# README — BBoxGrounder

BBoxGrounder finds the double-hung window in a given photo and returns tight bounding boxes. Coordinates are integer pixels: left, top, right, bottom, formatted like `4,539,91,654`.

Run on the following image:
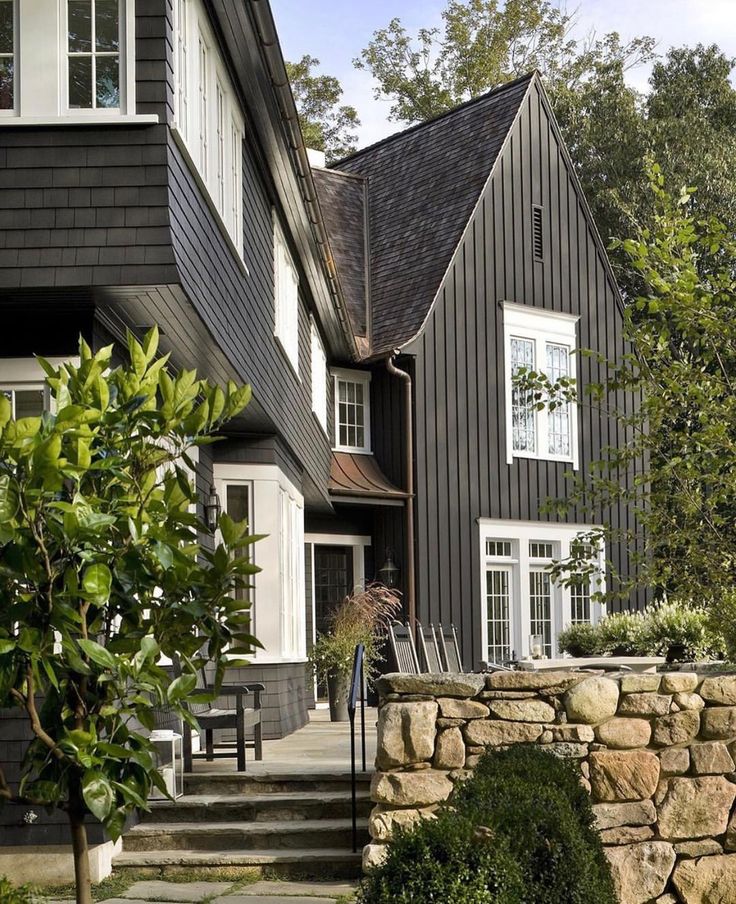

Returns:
503,302,579,468
174,0,244,253
311,320,328,432
332,369,371,453
0,0,14,112
67,0,121,110
480,521,604,661
274,218,299,372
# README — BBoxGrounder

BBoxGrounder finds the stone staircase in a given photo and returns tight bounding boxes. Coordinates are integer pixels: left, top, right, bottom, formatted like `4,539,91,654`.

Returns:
113,771,372,880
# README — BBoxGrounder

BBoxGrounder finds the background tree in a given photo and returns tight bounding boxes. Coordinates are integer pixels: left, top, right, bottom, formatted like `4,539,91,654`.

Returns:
520,168,736,651
0,330,259,904
286,54,360,162
352,0,736,292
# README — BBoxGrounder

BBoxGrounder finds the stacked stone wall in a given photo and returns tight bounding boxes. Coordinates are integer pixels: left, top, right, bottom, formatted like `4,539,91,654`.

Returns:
367,670,736,904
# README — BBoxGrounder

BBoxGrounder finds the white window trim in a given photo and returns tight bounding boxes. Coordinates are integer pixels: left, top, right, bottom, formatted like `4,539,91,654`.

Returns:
478,519,605,662
502,301,580,469
1,0,156,125
310,318,328,434
332,367,371,454
214,463,306,665
173,0,245,255
274,214,300,375
0,0,17,118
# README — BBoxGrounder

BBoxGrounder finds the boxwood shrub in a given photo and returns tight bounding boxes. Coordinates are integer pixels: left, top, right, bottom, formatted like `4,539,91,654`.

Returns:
358,746,616,904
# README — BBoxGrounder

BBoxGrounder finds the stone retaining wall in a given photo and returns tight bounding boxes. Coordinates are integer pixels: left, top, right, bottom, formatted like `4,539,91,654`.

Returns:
366,670,736,904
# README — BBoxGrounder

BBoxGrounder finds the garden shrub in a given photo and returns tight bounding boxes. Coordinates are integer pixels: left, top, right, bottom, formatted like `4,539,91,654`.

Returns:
356,809,525,904
359,747,615,904
595,610,648,655
453,748,616,904
557,622,600,657
0,877,39,904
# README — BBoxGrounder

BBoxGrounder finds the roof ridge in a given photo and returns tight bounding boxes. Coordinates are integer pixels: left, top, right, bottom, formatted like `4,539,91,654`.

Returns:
332,70,537,169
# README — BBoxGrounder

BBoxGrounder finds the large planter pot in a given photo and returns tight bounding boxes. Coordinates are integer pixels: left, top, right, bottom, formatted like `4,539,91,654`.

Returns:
327,670,350,722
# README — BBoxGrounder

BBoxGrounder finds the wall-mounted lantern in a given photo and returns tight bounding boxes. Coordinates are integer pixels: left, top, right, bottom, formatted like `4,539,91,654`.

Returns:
205,485,221,532
378,548,400,589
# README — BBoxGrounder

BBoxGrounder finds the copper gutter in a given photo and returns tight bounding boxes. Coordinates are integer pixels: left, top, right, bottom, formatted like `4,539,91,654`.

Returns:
386,352,416,627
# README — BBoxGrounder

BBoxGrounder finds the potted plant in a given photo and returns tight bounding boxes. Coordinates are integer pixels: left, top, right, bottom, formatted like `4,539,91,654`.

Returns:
309,583,401,721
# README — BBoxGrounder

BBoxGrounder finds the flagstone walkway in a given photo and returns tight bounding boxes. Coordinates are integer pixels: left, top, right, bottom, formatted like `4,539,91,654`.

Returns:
48,878,358,904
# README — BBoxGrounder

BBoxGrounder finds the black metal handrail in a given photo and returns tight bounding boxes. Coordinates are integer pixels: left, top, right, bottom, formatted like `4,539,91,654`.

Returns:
348,642,366,853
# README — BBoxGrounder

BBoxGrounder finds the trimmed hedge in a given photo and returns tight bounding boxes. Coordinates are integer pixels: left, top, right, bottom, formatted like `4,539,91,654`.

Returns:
358,746,616,904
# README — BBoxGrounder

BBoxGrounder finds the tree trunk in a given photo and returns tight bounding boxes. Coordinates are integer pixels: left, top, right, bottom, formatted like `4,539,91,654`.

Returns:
68,781,92,904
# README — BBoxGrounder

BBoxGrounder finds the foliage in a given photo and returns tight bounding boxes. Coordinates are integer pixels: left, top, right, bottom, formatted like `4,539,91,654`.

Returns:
308,583,401,680
555,621,599,657
453,747,616,904
0,329,259,903
357,809,526,904
286,55,360,162
353,1,736,293
359,746,615,904
558,604,724,661
0,877,39,904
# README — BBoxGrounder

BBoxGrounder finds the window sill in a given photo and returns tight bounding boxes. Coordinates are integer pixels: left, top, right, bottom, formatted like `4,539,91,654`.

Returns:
508,451,577,469
0,114,160,127
333,446,373,456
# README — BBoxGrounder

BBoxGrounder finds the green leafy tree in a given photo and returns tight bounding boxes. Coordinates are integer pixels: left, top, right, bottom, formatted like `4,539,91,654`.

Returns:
0,329,260,904
520,167,736,646
286,54,360,162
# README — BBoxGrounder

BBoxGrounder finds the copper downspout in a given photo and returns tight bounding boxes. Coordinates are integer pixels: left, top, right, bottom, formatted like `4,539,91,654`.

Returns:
386,352,416,627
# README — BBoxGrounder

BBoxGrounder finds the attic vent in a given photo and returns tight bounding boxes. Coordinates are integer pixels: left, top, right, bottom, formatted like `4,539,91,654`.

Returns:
532,205,544,261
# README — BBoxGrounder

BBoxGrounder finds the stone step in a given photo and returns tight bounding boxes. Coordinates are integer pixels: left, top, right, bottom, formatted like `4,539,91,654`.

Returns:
112,847,364,880
144,791,373,823
183,771,373,798
123,818,370,853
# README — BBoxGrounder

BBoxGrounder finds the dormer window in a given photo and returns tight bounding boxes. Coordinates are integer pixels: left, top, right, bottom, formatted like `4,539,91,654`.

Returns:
333,369,371,454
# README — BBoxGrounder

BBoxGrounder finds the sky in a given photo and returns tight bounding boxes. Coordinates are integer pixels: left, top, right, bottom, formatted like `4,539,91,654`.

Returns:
270,0,736,149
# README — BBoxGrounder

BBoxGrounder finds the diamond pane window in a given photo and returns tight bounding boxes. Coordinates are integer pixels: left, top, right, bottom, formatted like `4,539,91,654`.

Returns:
511,336,535,453
68,0,120,109
529,569,552,657
486,568,511,664
546,342,571,456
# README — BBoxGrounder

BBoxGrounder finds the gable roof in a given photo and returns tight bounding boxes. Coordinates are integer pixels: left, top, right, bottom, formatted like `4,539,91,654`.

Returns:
330,73,533,358
312,168,369,338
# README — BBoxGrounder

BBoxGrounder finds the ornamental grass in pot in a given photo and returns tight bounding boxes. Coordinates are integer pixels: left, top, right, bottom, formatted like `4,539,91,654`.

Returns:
309,583,401,721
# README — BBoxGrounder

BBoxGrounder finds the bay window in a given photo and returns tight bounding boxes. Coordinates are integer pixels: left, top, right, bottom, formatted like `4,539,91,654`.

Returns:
503,302,579,467
333,368,371,453
0,1,143,123
215,464,306,663
480,521,604,662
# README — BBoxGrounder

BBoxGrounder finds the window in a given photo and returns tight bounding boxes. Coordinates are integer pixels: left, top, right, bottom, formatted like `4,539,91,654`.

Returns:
333,369,371,453
0,0,14,112
215,463,306,663
0,385,47,418
175,0,188,140
503,302,580,468
274,218,299,372
67,0,121,110
172,0,245,253
480,522,604,661
223,482,254,645
311,320,328,432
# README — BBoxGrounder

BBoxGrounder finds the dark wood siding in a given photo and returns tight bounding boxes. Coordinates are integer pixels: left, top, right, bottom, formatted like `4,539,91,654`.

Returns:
407,81,639,668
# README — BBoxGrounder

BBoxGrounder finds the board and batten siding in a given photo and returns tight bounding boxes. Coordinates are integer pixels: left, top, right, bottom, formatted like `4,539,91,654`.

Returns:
406,79,639,669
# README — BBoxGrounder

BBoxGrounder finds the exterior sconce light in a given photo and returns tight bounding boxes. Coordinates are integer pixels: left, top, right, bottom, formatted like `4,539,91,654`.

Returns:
378,548,400,589
205,485,221,532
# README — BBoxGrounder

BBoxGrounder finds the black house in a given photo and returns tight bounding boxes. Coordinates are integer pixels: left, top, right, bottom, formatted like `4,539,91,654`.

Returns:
0,0,635,871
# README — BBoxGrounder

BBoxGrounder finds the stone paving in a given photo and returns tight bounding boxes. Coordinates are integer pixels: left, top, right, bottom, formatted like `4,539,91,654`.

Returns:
46,879,358,904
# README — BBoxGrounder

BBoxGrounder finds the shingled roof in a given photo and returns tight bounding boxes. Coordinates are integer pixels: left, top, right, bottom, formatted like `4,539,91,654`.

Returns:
312,168,368,338
322,73,533,358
